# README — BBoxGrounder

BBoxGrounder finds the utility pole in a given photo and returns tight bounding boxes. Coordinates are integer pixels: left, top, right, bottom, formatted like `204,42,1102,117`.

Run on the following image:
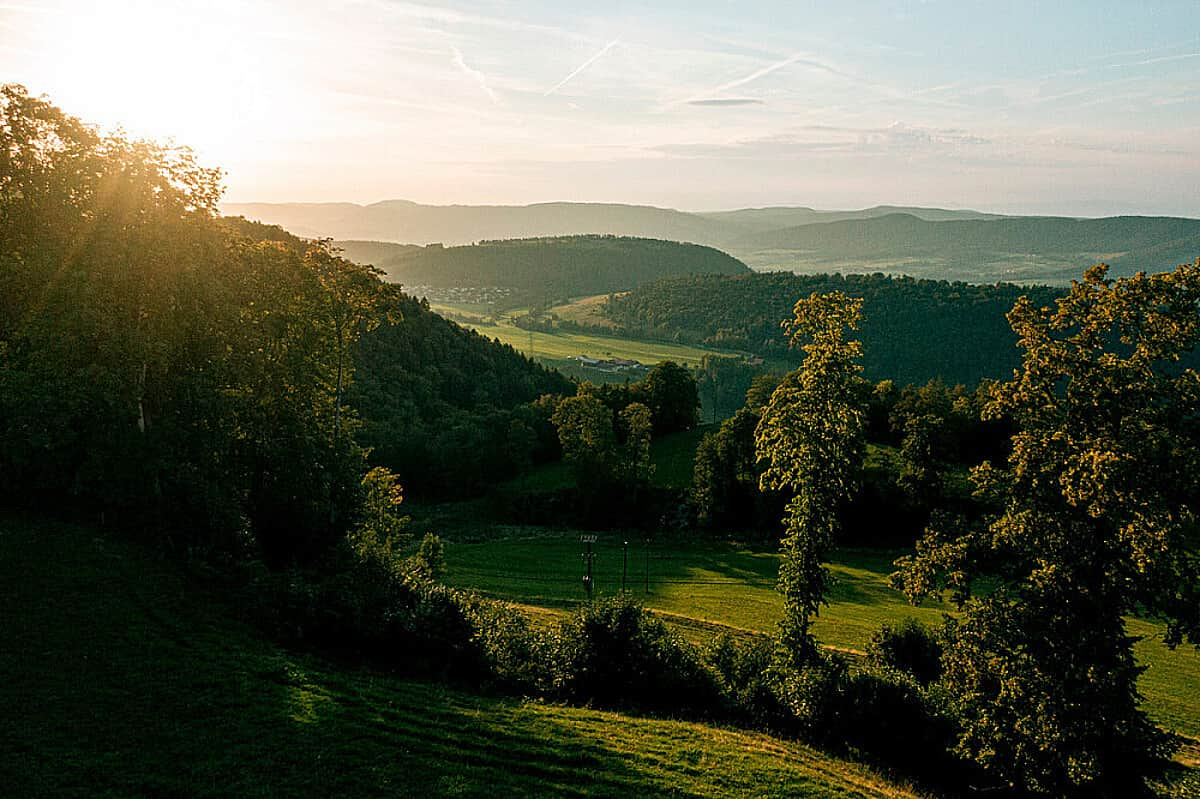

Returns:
644,536,650,594
581,534,597,600
621,540,629,593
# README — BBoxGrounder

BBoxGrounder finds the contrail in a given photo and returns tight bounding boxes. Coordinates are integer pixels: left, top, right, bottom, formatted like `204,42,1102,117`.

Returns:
544,37,620,96
451,46,501,105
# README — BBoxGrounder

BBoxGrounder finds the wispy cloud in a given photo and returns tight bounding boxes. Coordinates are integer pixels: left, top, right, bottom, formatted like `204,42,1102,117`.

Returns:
451,45,500,105
544,37,620,96
1109,51,1200,69
686,98,763,107
680,51,849,104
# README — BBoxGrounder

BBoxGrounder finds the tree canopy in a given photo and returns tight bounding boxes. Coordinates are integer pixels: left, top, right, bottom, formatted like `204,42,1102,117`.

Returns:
756,291,868,664
895,262,1200,796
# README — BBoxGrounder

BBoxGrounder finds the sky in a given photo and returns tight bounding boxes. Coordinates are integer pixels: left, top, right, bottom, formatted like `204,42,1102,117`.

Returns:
3,0,1199,215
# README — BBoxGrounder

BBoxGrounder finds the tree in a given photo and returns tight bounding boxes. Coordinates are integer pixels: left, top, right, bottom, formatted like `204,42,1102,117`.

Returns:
755,291,867,665
552,393,617,489
351,466,411,558
894,263,1200,796
639,360,699,434
693,408,762,528
616,401,653,487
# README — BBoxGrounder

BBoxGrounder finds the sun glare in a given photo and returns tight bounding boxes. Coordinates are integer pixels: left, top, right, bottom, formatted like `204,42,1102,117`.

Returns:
26,1,285,164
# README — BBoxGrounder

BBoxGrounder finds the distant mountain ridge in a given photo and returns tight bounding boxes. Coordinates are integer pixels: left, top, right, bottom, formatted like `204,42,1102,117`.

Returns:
345,235,749,299
221,199,1004,248
222,199,1200,286
224,199,741,247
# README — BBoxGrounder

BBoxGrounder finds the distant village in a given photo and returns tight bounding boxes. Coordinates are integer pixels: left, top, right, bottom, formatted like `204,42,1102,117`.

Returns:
570,353,764,373
570,355,651,374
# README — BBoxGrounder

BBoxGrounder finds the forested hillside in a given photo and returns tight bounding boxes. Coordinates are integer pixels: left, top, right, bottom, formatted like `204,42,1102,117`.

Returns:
729,213,1200,282
335,239,420,266
603,272,1065,386
373,235,750,298
353,289,573,496
227,231,576,497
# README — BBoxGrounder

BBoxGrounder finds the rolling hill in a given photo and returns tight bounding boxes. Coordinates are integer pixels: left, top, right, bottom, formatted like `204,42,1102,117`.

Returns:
223,199,1200,286
602,271,1066,387
696,205,1007,233
223,199,745,247
222,199,1014,250
730,213,1200,282
362,235,751,298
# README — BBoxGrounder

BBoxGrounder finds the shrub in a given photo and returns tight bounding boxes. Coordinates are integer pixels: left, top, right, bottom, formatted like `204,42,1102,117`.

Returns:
866,618,945,685
837,669,964,783
462,596,550,691
772,650,849,740
704,634,787,727
415,532,446,577
253,540,487,680
546,595,720,714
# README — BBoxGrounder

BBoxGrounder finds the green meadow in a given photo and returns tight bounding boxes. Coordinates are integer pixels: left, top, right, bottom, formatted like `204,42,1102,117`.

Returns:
431,301,742,368
442,533,1200,742
2,515,933,799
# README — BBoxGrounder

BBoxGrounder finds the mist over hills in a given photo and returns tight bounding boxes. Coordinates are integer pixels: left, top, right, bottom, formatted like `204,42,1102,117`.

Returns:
337,235,749,299
222,199,1002,249
224,199,738,247
223,199,1200,286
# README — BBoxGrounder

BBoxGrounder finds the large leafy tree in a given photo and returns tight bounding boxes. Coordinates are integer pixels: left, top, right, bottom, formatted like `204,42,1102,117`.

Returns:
756,292,867,664
552,393,618,489
0,85,365,561
895,263,1200,796
638,360,699,435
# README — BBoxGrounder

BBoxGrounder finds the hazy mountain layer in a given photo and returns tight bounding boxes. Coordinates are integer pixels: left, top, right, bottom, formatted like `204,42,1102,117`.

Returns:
349,235,750,298
221,199,1006,249
224,200,1200,285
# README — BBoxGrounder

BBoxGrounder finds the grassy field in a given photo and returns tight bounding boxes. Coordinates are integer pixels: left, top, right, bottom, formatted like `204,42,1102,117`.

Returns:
431,301,741,369
442,533,1200,742
1,514,937,798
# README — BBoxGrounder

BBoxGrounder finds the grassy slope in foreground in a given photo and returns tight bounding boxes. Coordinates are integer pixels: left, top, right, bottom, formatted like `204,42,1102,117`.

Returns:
442,534,1200,742
0,515,924,799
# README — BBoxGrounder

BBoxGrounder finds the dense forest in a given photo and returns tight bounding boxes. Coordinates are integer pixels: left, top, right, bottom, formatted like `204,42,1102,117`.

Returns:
365,235,749,300
602,272,1065,386
223,227,577,497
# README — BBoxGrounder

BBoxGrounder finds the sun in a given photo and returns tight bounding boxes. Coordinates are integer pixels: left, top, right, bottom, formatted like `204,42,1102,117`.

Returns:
21,0,286,165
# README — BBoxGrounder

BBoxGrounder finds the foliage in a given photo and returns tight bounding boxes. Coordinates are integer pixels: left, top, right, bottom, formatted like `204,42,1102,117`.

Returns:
639,360,700,433
756,292,868,664
894,263,1200,796
351,287,573,498
371,235,748,301
603,271,1067,386
693,408,777,529
0,84,366,563
546,595,721,714
351,466,411,558
616,401,654,486
866,618,945,686
416,532,447,578
552,393,618,488
705,634,787,727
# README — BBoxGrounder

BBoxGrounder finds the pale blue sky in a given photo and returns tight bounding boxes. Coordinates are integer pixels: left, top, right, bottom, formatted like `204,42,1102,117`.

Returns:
3,1,1198,214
